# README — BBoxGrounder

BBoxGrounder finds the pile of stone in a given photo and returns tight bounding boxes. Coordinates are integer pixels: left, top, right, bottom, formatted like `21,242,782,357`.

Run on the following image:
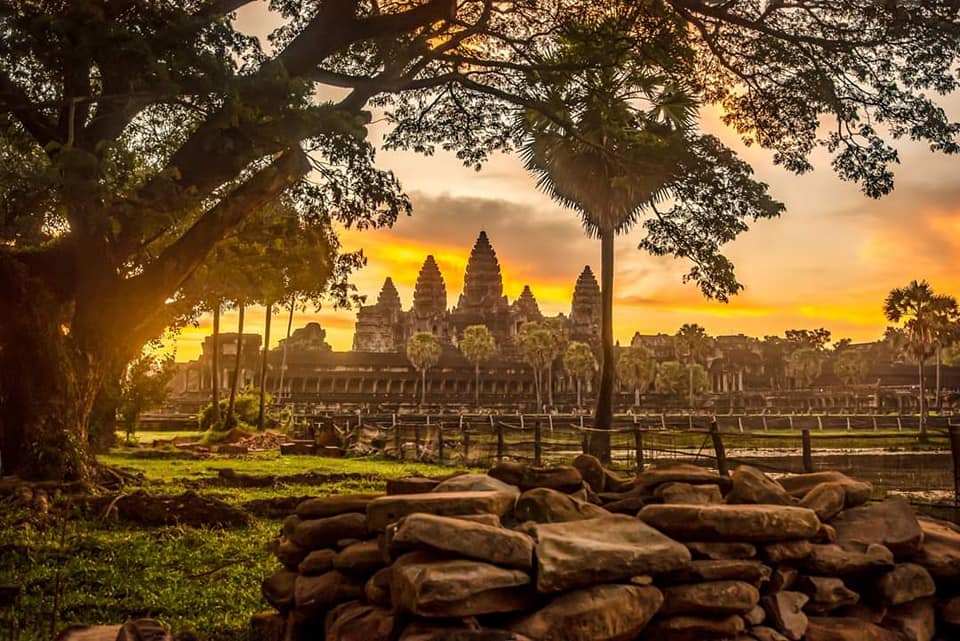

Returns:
253,458,960,641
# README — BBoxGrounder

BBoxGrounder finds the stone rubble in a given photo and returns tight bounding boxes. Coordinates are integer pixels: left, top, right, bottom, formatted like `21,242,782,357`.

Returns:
252,459,960,641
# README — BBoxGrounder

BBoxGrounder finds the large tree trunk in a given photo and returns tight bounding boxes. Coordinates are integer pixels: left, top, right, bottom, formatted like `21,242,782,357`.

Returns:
276,300,295,399
590,229,615,462
257,301,273,431
225,302,245,429
211,303,221,426
635,386,640,409
918,357,928,443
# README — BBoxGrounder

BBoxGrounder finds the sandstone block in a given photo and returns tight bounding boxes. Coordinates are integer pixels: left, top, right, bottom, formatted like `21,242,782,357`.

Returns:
389,512,533,569
639,504,820,542
323,601,394,641
514,487,608,523
877,563,935,606
831,496,923,557
661,580,760,615
799,482,846,521
366,491,516,531
296,494,381,519
726,465,793,506
291,513,368,550
654,482,723,505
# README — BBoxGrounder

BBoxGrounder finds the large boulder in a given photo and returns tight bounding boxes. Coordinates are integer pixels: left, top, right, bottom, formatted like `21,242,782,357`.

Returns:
876,563,936,606
660,580,760,615
388,513,534,569
333,540,385,575
725,465,793,506
762,591,809,641
884,598,936,641
261,569,297,612
488,462,584,493
911,516,960,582
778,472,873,507
654,482,723,505
399,623,532,641
805,542,895,576
528,514,691,593
386,477,442,495
366,491,517,531
323,601,395,641
660,559,771,586
804,617,901,641
685,541,757,560
390,552,533,617
795,576,859,614
298,549,336,576
514,487,608,523
630,463,733,494
763,540,813,564
293,571,365,620
572,454,630,493
276,539,308,571
292,513,368,550
831,496,923,557
638,504,820,542
507,584,663,641
641,614,745,641
799,483,847,521
432,474,519,495
296,494,381,519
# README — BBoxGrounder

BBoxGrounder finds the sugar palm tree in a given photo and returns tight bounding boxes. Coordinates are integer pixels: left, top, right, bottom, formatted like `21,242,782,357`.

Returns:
406,332,442,408
619,345,658,409
460,325,496,410
675,323,711,408
884,280,958,440
518,321,562,411
563,341,598,410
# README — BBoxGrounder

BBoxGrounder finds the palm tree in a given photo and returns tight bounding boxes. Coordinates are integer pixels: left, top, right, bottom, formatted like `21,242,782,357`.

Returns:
884,280,958,440
833,350,869,386
521,73,696,459
563,341,598,410
675,323,710,408
460,325,496,410
518,322,562,410
618,345,657,409
541,317,570,409
406,332,442,408
224,301,246,429
787,347,822,388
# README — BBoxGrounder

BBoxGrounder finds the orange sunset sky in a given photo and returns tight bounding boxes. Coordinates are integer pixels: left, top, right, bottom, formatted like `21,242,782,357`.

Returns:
168,4,960,362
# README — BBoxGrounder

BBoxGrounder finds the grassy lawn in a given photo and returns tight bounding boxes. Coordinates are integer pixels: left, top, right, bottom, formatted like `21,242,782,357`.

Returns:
0,449,461,641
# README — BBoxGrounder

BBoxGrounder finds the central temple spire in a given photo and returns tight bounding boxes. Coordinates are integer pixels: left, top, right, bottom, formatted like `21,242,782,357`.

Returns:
413,255,447,317
458,230,505,311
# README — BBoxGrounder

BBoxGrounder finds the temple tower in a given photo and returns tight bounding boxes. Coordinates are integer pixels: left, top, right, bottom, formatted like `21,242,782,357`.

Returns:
413,255,447,317
456,231,508,312
377,277,402,310
570,265,601,345
353,277,406,352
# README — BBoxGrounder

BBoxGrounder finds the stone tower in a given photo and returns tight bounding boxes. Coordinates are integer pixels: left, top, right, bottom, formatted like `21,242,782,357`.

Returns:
570,265,601,345
511,285,543,322
410,255,450,340
352,277,406,352
457,231,508,312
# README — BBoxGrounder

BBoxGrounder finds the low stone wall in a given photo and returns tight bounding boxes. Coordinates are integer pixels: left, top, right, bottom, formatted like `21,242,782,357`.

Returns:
252,458,960,641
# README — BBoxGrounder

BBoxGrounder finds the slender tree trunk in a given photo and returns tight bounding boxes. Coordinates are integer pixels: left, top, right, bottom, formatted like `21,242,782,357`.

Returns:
577,378,582,410
225,302,245,429
918,357,928,442
420,369,426,407
935,346,943,411
635,386,640,409
474,363,480,410
211,303,221,426
276,300,295,398
591,229,615,461
547,363,554,408
534,368,542,410
688,361,695,409
257,301,273,431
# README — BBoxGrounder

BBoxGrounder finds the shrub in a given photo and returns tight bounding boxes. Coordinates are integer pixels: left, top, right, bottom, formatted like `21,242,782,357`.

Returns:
198,391,269,431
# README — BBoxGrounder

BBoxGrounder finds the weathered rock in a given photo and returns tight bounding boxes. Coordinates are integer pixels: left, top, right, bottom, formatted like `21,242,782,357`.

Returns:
601,494,651,514
912,516,960,582
295,494,381,519
806,542,895,576
333,540,385,574
751,626,789,641
686,541,758,560
291,513,368,550
631,463,734,494
655,482,723,505
389,513,533,569
745,605,767,625
763,540,812,564
639,504,820,542
298,549,336,575
262,569,297,611
795,576,859,614
386,477,441,495
572,454,607,493
660,559,771,586
390,552,533,617
363,566,391,606
514,487,608,523
767,566,799,593
281,514,301,538
432,473,519,494
778,472,873,507
276,539,308,570
884,597,935,641
399,623,532,641
337,538,361,549
726,466,793,506
488,462,583,492
836,602,887,624
642,614,744,641
529,514,691,593
804,617,900,641
507,584,663,641
486,461,527,486
448,513,502,526
293,571,365,619
831,496,923,557
366,491,517,531
250,611,285,641
661,580,760,615
799,483,846,521
323,601,395,641
941,594,960,627
816,523,838,544
877,563,936,606
762,591,809,641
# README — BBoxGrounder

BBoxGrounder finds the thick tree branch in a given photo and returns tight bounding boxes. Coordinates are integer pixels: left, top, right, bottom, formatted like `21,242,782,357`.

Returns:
0,71,60,148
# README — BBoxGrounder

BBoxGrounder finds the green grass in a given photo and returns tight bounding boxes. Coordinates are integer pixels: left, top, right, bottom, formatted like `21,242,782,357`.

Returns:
0,450,462,641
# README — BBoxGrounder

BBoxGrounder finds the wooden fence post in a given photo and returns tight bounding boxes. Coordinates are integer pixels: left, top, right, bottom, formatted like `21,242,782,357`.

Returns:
496,421,505,462
709,419,728,477
394,418,402,461
801,429,814,473
634,426,644,472
950,425,960,505
534,420,542,466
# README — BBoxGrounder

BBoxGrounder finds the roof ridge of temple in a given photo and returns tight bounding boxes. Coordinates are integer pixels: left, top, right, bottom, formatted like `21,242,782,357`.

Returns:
413,254,447,316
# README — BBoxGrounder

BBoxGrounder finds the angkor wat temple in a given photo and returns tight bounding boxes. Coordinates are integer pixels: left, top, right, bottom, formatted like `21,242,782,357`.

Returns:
170,232,960,413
